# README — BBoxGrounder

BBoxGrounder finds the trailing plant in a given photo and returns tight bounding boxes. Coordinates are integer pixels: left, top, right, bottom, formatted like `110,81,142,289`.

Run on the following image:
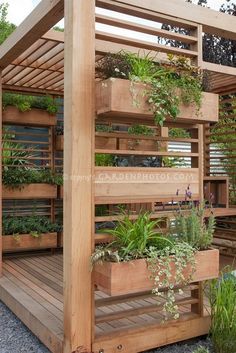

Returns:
96,51,203,126
2,168,63,188
95,153,114,166
2,215,62,237
3,93,59,114
91,211,196,320
209,270,236,353
174,202,215,250
127,124,155,136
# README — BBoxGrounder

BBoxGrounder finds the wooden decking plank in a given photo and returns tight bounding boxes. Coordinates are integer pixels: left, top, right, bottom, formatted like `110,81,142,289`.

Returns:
3,267,63,320
19,257,63,281
3,262,63,312
0,275,63,353
5,259,63,300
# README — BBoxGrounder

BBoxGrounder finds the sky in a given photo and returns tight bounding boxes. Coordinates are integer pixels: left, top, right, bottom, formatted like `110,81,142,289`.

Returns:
0,0,227,27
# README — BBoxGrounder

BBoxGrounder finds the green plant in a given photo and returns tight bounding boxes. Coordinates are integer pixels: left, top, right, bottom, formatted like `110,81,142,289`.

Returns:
2,93,59,114
128,124,155,136
95,153,114,166
209,271,236,353
97,52,203,126
95,124,113,133
91,211,196,320
0,3,16,45
2,168,63,188
2,128,34,168
2,215,62,236
174,202,215,250
169,127,191,139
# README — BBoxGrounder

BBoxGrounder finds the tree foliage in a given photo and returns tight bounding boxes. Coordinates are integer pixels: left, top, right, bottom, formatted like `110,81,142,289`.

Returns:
0,3,16,45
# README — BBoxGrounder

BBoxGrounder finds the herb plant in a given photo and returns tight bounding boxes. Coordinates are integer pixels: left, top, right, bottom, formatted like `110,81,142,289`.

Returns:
95,153,114,166
2,168,63,188
3,93,59,114
174,202,215,250
128,124,155,136
2,215,62,237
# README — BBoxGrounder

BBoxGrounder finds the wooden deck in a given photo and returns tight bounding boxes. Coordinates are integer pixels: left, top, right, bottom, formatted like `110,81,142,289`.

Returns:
0,253,229,353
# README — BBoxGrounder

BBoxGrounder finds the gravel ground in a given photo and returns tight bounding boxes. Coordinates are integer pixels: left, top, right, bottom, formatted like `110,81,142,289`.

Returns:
0,300,212,353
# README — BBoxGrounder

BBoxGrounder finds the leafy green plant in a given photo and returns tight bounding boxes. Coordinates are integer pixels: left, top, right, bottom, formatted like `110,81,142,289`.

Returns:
0,3,16,45
2,215,62,236
209,271,236,353
2,128,34,168
95,124,113,133
127,124,155,136
91,211,196,320
3,93,59,114
169,127,191,139
2,168,63,188
96,52,203,126
95,153,114,166
174,202,215,250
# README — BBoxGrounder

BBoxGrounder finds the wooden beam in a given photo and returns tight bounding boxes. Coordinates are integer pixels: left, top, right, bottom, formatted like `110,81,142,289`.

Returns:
202,61,236,76
63,1,95,353
112,0,236,40
0,72,2,276
0,0,64,69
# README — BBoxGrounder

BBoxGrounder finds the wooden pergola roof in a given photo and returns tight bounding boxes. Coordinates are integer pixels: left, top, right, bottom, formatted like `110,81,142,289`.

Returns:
0,0,236,97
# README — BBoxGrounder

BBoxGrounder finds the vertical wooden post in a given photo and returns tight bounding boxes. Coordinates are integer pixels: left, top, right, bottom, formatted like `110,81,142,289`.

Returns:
64,1,95,352
0,73,2,277
190,24,203,67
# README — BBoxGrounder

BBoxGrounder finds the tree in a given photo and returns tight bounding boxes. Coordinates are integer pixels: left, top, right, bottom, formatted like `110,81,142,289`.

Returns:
0,3,16,45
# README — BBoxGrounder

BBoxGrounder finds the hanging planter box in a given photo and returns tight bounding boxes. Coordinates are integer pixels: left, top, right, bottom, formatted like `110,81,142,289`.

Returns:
96,78,219,124
94,248,219,296
2,183,57,199
3,106,57,126
55,135,64,151
2,232,57,253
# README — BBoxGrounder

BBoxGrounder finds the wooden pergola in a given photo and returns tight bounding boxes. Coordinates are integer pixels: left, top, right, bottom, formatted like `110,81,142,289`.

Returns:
0,1,236,353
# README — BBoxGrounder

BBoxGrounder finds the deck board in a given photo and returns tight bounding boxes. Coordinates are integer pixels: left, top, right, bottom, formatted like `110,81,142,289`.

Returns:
0,253,228,353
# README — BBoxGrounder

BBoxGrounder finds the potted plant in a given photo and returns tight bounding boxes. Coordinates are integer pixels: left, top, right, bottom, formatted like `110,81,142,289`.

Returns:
2,215,62,252
92,206,219,319
96,52,218,126
2,168,63,199
2,93,58,126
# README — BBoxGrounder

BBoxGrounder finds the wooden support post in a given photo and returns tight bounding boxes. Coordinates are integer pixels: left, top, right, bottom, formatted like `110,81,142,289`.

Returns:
64,1,95,353
191,282,204,316
190,24,203,67
0,73,2,276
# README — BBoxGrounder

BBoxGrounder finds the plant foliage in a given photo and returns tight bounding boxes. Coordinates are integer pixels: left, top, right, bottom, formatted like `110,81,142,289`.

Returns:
3,93,59,114
2,168,63,188
2,215,62,236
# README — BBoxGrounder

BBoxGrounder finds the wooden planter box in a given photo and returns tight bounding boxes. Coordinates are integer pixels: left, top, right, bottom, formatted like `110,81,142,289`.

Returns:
94,248,219,296
3,106,57,126
96,78,219,124
2,232,57,252
2,183,57,199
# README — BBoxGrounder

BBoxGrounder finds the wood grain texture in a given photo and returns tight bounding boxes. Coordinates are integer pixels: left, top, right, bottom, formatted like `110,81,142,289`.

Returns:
3,106,56,126
2,233,57,252
0,73,2,276
94,249,219,296
63,1,95,352
2,183,57,199
96,78,219,124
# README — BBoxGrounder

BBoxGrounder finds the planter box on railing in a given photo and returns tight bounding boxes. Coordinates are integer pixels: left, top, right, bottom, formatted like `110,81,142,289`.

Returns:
94,248,219,296
94,167,200,204
96,78,219,124
2,183,57,199
2,232,57,252
3,106,57,126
